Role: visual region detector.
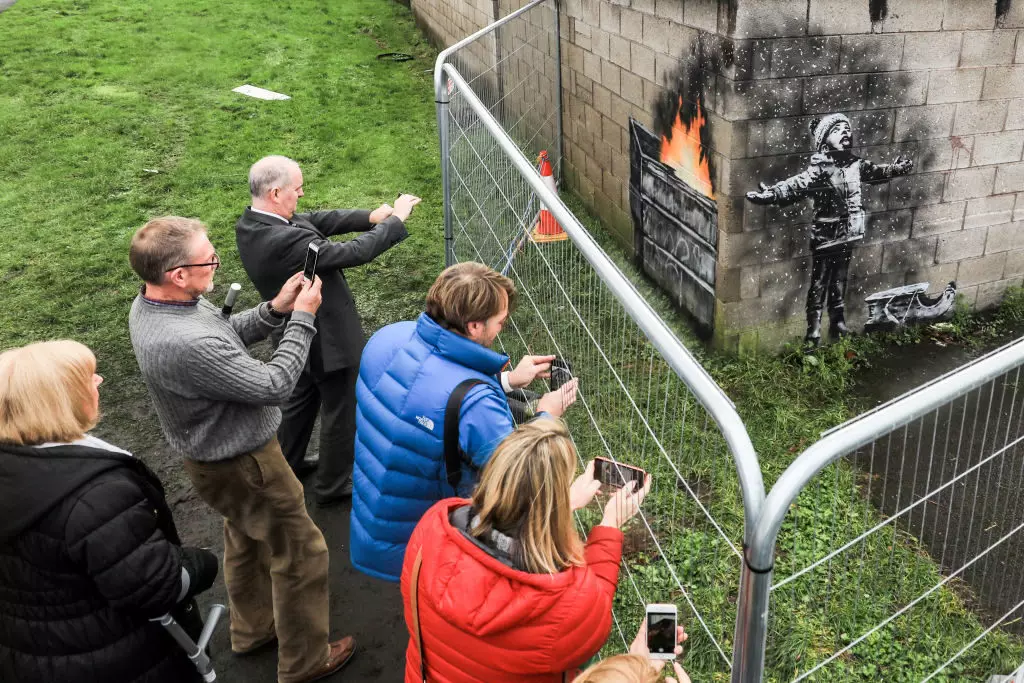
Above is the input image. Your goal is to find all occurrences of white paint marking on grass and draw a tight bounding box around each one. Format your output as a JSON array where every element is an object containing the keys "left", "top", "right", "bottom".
[{"left": 232, "top": 85, "right": 290, "bottom": 101}]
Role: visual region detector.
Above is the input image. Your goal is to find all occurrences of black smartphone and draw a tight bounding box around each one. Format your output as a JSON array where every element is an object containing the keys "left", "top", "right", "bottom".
[
  {"left": 303, "top": 241, "right": 320, "bottom": 282},
  {"left": 549, "top": 357, "right": 574, "bottom": 391},
  {"left": 594, "top": 457, "right": 646, "bottom": 489}
]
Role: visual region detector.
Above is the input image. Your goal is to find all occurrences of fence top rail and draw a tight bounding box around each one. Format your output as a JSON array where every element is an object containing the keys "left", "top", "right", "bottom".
[
  {"left": 439, "top": 62, "right": 766, "bottom": 533},
  {"left": 749, "top": 335, "right": 1024, "bottom": 571},
  {"left": 432, "top": 0, "right": 549, "bottom": 104}
]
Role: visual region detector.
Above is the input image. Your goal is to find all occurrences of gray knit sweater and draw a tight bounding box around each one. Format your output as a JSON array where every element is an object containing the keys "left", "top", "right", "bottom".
[{"left": 128, "top": 292, "right": 317, "bottom": 462}]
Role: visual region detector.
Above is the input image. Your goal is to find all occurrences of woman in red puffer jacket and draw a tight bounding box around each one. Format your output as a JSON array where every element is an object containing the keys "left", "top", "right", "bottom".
[{"left": 401, "top": 419, "right": 650, "bottom": 683}]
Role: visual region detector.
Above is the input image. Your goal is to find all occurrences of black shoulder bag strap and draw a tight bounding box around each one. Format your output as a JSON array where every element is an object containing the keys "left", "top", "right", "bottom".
[{"left": 444, "top": 378, "right": 486, "bottom": 492}]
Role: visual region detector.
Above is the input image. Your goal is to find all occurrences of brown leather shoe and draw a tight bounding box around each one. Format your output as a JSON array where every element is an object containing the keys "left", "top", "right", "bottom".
[{"left": 293, "top": 637, "right": 357, "bottom": 683}]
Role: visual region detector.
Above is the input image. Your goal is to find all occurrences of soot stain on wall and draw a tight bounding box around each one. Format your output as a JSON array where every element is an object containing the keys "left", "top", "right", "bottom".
[
  {"left": 869, "top": 0, "right": 888, "bottom": 23},
  {"left": 997, "top": 0, "right": 1013, "bottom": 23}
]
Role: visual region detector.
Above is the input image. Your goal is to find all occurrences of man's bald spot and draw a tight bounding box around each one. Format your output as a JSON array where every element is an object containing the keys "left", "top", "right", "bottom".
[{"left": 249, "top": 155, "right": 300, "bottom": 199}]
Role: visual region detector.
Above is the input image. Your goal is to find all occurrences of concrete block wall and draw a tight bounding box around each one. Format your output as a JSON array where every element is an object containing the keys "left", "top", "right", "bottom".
[{"left": 413, "top": 0, "right": 1024, "bottom": 353}]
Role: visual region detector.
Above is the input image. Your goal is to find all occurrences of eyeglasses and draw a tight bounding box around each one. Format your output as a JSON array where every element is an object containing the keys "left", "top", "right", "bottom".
[{"left": 165, "top": 253, "right": 221, "bottom": 272}]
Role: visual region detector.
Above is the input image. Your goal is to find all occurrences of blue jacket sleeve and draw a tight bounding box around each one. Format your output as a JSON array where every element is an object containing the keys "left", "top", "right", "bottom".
[{"left": 458, "top": 383, "right": 515, "bottom": 475}]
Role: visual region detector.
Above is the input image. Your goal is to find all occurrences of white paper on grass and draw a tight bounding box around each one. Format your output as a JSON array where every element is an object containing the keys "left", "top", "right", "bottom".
[{"left": 232, "top": 84, "right": 291, "bottom": 101}]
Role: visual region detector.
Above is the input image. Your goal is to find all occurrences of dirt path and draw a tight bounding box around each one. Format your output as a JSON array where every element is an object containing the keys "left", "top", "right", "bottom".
[{"left": 852, "top": 329, "right": 1024, "bottom": 635}]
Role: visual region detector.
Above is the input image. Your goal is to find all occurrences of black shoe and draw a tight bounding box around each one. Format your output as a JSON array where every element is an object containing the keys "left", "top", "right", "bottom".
[
  {"left": 315, "top": 478, "right": 353, "bottom": 508},
  {"left": 804, "top": 312, "right": 822, "bottom": 348},
  {"left": 829, "top": 317, "right": 850, "bottom": 339}
]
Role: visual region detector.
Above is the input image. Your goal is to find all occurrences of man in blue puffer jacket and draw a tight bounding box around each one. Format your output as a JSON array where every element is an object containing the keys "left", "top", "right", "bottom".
[{"left": 350, "top": 262, "right": 579, "bottom": 581}]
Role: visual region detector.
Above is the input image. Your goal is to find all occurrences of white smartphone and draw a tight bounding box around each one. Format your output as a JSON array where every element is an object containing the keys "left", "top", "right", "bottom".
[
  {"left": 646, "top": 603, "right": 678, "bottom": 660},
  {"left": 303, "top": 241, "right": 320, "bottom": 282}
]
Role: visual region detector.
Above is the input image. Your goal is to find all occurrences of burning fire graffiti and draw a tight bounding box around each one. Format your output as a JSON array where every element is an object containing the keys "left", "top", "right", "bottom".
[{"left": 660, "top": 96, "right": 714, "bottom": 199}]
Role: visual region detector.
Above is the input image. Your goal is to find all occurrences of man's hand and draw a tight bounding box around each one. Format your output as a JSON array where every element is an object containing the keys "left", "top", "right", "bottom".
[
  {"left": 536, "top": 377, "right": 578, "bottom": 417},
  {"left": 508, "top": 354, "right": 556, "bottom": 388},
  {"left": 569, "top": 460, "right": 601, "bottom": 510},
  {"left": 745, "top": 182, "right": 776, "bottom": 204},
  {"left": 369, "top": 203, "right": 394, "bottom": 224},
  {"left": 293, "top": 275, "right": 323, "bottom": 315},
  {"left": 393, "top": 194, "right": 422, "bottom": 221},
  {"left": 629, "top": 619, "right": 688, "bottom": 671},
  {"left": 269, "top": 272, "right": 305, "bottom": 314}
]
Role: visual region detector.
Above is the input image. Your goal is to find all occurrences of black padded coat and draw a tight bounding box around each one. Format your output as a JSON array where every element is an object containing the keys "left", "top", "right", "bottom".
[{"left": 0, "top": 442, "right": 204, "bottom": 683}]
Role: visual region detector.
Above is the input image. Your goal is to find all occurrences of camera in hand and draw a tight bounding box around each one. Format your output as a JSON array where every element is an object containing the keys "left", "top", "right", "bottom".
[
  {"left": 593, "top": 457, "right": 645, "bottom": 489},
  {"left": 646, "top": 603, "right": 677, "bottom": 660},
  {"left": 549, "top": 357, "right": 573, "bottom": 392},
  {"left": 303, "top": 241, "right": 321, "bottom": 282}
]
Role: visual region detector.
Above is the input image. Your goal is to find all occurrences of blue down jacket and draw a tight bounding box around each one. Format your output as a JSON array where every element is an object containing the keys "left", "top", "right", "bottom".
[{"left": 350, "top": 313, "right": 515, "bottom": 581}]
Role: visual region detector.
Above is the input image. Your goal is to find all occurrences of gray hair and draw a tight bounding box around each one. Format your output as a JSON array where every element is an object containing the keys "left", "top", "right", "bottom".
[{"left": 249, "top": 155, "right": 299, "bottom": 199}]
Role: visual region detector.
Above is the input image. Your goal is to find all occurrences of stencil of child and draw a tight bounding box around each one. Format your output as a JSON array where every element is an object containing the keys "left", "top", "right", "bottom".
[{"left": 746, "top": 113, "right": 913, "bottom": 346}]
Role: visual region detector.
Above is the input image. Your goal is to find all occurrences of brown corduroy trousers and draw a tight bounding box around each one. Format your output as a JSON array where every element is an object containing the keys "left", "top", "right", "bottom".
[{"left": 184, "top": 438, "right": 330, "bottom": 683}]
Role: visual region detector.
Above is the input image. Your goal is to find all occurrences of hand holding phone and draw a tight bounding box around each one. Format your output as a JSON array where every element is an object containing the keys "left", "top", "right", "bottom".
[
  {"left": 594, "top": 457, "right": 646, "bottom": 489},
  {"left": 303, "top": 241, "right": 321, "bottom": 282},
  {"left": 645, "top": 604, "right": 679, "bottom": 660}
]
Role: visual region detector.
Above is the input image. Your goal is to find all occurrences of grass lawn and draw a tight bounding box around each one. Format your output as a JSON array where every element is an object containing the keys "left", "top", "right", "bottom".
[{"left": 2, "top": 0, "right": 1022, "bottom": 681}]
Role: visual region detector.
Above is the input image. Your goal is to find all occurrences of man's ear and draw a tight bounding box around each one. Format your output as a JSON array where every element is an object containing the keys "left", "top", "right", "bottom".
[{"left": 465, "top": 320, "right": 483, "bottom": 339}]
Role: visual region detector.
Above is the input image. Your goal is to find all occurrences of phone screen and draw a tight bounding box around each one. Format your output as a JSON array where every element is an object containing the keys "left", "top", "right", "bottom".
[
  {"left": 594, "top": 458, "right": 645, "bottom": 488},
  {"left": 549, "top": 357, "right": 574, "bottom": 391},
  {"left": 303, "top": 242, "right": 320, "bottom": 282},
  {"left": 646, "top": 611, "right": 676, "bottom": 655}
]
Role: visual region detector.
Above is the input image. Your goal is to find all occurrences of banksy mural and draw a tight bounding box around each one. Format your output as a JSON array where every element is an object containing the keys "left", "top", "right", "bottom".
[{"left": 743, "top": 113, "right": 954, "bottom": 346}]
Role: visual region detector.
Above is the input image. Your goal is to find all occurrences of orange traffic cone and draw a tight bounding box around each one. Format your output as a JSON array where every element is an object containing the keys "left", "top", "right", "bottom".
[{"left": 531, "top": 150, "right": 568, "bottom": 243}]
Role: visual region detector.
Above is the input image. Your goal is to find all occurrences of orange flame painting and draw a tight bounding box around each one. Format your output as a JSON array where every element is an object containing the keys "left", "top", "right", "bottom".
[{"left": 660, "top": 96, "right": 714, "bottom": 199}]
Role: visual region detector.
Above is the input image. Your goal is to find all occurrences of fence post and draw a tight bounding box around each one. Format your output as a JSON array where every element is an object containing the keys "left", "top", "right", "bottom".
[
  {"left": 435, "top": 73, "right": 454, "bottom": 267},
  {"left": 731, "top": 548, "right": 773, "bottom": 683},
  {"left": 552, "top": 0, "right": 564, "bottom": 184}
]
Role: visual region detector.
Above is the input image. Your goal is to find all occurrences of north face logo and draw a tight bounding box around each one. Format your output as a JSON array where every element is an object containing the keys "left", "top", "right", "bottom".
[{"left": 416, "top": 415, "right": 435, "bottom": 431}]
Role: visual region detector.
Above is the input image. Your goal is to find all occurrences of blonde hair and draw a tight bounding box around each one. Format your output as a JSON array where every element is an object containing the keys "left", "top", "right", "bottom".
[
  {"left": 129, "top": 216, "right": 207, "bottom": 284},
  {"left": 425, "top": 262, "right": 517, "bottom": 335},
  {"left": 0, "top": 340, "right": 98, "bottom": 446},
  {"left": 470, "top": 419, "right": 583, "bottom": 574},
  {"left": 572, "top": 655, "right": 660, "bottom": 683}
]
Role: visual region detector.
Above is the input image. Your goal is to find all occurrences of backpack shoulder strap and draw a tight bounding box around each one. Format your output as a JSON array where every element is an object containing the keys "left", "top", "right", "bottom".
[{"left": 444, "top": 378, "right": 486, "bottom": 492}]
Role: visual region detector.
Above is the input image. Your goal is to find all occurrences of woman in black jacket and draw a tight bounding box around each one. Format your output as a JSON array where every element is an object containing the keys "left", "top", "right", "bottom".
[{"left": 0, "top": 340, "right": 219, "bottom": 683}]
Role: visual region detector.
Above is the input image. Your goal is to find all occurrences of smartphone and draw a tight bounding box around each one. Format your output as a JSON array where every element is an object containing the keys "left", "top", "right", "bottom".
[
  {"left": 549, "top": 357, "right": 574, "bottom": 391},
  {"left": 646, "top": 603, "right": 678, "bottom": 660},
  {"left": 303, "top": 241, "right": 320, "bottom": 282},
  {"left": 593, "top": 457, "right": 646, "bottom": 489}
]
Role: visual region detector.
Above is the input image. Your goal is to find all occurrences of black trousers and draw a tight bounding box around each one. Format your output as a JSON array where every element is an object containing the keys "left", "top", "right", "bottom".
[
  {"left": 806, "top": 245, "right": 852, "bottom": 319},
  {"left": 277, "top": 365, "right": 358, "bottom": 502}
]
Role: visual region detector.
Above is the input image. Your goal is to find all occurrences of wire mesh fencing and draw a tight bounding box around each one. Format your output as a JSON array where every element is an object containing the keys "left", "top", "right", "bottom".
[
  {"left": 436, "top": 20, "right": 763, "bottom": 674},
  {"left": 752, "top": 344, "right": 1024, "bottom": 682}
]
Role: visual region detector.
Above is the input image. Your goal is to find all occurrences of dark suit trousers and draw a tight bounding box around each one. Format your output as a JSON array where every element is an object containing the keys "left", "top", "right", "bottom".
[{"left": 277, "top": 365, "right": 358, "bottom": 501}]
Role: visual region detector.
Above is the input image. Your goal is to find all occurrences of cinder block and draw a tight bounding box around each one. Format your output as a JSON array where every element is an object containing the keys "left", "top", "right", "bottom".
[
  {"left": 1017, "top": 192, "right": 1024, "bottom": 221},
  {"left": 590, "top": 27, "right": 610, "bottom": 60},
  {"left": 982, "top": 66, "right": 1024, "bottom": 100},
  {"left": 770, "top": 37, "right": 841, "bottom": 78},
  {"left": 996, "top": 162, "right": 1024, "bottom": 194},
  {"left": 619, "top": 69, "right": 644, "bottom": 107},
  {"left": 902, "top": 32, "right": 963, "bottom": 71},
  {"left": 840, "top": 35, "right": 906, "bottom": 73},
  {"left": 609, "top": 34, "right": 630, "bottom": 69},
  {"left": 632, "top": 0, "right": 654, "bottom": 13},
  {"left": 971, "top": 130, "right": 1024, "bottom": 166},
  {"left": 977, "top": 278, "right": 1023, "bottom": 309},
  {"left": 1008, "top": 99, "right": 1024, "bottom": 130},
  {"left": 882, "top": 237, "right": 939, "bottom": 273},
  {"left": 850, "top": 243, "right": 884, "bottom": 278},
  {"left": 740, "top": 265, "right": 760, "bottom": 299},
  {"left": 630, "top": 42, "right": 656, "bottom": 82},
  {"left": 1018, "top": 32, "right": 1024, "bottom": 62},
  {"left": 952, "top": 100, "right": 1010, "bottom": 135},
  {"left": 718, "top": 266, "right": 742, "bottom": 303},
  {"left": 583, "top": 50, "right": 601, "bottom": 81},
  {"left": 653, "top": 0, "right": 682, "bottom": 23},
  {"left": 966, "top": 195, "right": 1016, "bottom": 229},
  {"left": 1004, "top": 248, "right": 1024, "bottom": 276},
  {"left": 927, "top": 68, "right": 986, "bottom": 105},
  {"left": 719, "top": 78, "right": 804, "bottom": 120},
  {"left": 943, "top": 0, "right": 997, "bottom": 30},
  {"left": 600, "top": 59, "right": 620, "bottom": 92},
  {"left": 937, "top": 228, "right": 987, "bottom": 263},
  {"left": 945, "top": 166, "right": 997, "bottom": 201},
  {"left": 958, "top": 252, "right": 1008, "bottom": 286},
  {"left": 913, "top": 201, "right": 967, "bottom": 236},
  {"left": 592, "top": 83, "right": 611, "bottom": 114},
  {"left": 895, "top": 104, "right": 956, "bottom": 142},
  {"left": 904, "top": 262, "right": 960, "bottom": 288},
  {"left": 866, "top": 72, "right": 929, "bottom": 109},
  {"left": 682, "top": 0, "right": 717, "bottom": 32},
  {"left": 641, "top": 14, "right": 672, "bottom": 54},
  {"left": 732, "top": 0, "right": 808, "bottom": 39},
  {"left": 851, "top": 109, "right": 897, "bottom": 146},
  {"left": 803, "top": 74, "right": 867, "bottom": 114},
  {"left": 890, "top": 173, "right": 946, "bottom": 209},
  {"left": 620, "top": 8, "right": 644, "bottom": 42},
  {"left": 808, "top": 0, "right": 872, "bottom": 35},
  {"left": 960, "top": 30, "right": 1017, "bottom": 67},
  {"left": 985, "top": 221, "right": 1024, "bottom": 253},
  {"left": 865, "top": 208, "right": 914, "bottom": 244},
  {"left": 881, "top": 0, "right": 944, "bottom": 33},
  {"left": 599, "top": 2, "right": 620, "bottom": 32}
]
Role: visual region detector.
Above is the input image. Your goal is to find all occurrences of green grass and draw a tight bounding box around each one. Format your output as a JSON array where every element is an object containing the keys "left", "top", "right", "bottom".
[{"left": 2, "top": 0, "right": 1022, "bottom": 680}]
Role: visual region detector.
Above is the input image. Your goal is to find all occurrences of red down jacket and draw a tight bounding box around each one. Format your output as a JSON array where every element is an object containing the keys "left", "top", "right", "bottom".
[{"left": 401, "top": 498, "right": 624, "bottom": 683}]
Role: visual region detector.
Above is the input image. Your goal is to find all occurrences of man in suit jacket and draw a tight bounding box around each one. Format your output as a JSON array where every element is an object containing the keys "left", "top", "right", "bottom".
[{"left": 236, "top": 155, "right": 421, "bottom": 506}]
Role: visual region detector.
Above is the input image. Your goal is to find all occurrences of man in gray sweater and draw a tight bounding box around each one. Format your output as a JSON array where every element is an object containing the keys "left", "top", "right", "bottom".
[{"left": 127, "top": 216, "right": 355, "bottom": 683}]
